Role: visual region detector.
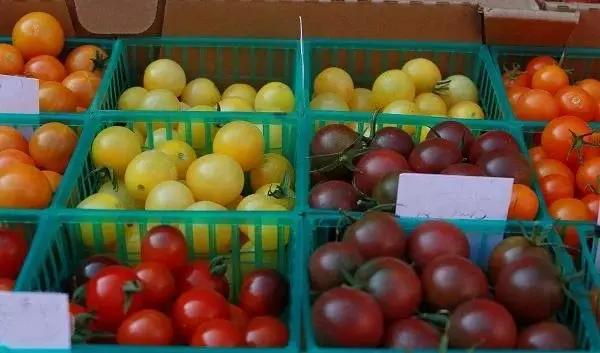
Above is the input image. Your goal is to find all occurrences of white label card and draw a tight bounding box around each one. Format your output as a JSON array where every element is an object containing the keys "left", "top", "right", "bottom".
[{"left": 0, "top": 75, "right": 39, "bottom": 114}]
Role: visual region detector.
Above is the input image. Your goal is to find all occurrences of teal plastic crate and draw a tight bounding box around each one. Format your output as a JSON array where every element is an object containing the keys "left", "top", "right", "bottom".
[
  {"left": 304, "top": 39, "right": 508, "bottom": 121},
  {"left": 0, "top": 212, "right": 41, "bottom": 289},
  {"left": 17, "top": 211, "right": 301, "bottom": 352},
  {"left": 97, "top": 38, "right": 302, "bottom": 113},
  {"left": 302, "top": 215, "right": 597, "bottom": 353}
]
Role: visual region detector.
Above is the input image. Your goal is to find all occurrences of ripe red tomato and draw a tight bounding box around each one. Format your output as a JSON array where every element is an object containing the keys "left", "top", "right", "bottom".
[
  {"left": 140, "top": 225, "right": 188, "bottom": 269},
  {"left": 540, "top": 174, "right": 574, "bottom": 205},
  {"left": 503, "top": 71, "right": 531, "bottom": 89},
  {"left": 173, "top": 258, "right": 229, "bottom": 298},
  {"left": 528, "top": 146, "right": 546, "bottom": 163},
  {"left": 229, "top": 304, "right": 250, "bottom": 331},
  {"left": 508, "top": 184, "right": 539, "bottom": 221},
  {"left": 239, "top": 269, "right": 289, "bottom": 318},
  {"left": 541, "top": 115, "right": 600, "bottom": 165},
  {"left": 0, "top": 278, "right": 15, "bottom": 291},
  {"left": 507, "top": 86, "right": 530, "bottom": 111},
  {"left": 526, "top": 56, "right": 557, "bottom": 77},
  {"left": 514, "top": 89, "right": 559, "bottom": 121},
  {"left": 116, "top": 309, "right": 173, "bottom": 345},
  {"left": 535, "top": 158, "right": 574, "bottom": 183},
  {"left": 576, "top": 157, "right": 600, "bottom": 195},
  {"left": 555, "top": 86, "right": 597, "bottom": 122},
  {"left": 581, "top": 194, "right": 600, "bottom": 222},
  {"left": 531, "top": 65, "right": 569, "bottom": 94},
  {"left": 0, "top": 228, "right": 28, "bottom": 279},
  {"left": 134, "top": 262, "right": 175, "bottom": 308},
  {"left": 172, "top": 289, "right": 230, "bottom": 342},
  {"left": 190, "top": 319, "right": 245, "bottom": 347},
  {"left": 245, "top": 316, "right": 289, "bottom": 347},
  {"left": 577, "top": 78, "right": 600, "bottom": 100}
]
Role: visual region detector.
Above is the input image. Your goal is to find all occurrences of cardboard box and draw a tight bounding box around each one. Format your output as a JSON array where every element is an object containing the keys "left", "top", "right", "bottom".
[{"left": 542, "top": 0, "right": 600, "bottom": 48}]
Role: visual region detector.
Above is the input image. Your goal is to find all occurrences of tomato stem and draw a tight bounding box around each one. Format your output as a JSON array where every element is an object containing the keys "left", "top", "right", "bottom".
[
  {"left": 91, "top": 50, "right": 108, "bottom": 72},
  {"left": 121, "top": 280, "right": 142, "bottom": 314},
  {"left": 209, "top": 256, "right": 228, "bottom": 277},
  {"left": 72, "top": 284, "right": 87, "bottom": 305}
]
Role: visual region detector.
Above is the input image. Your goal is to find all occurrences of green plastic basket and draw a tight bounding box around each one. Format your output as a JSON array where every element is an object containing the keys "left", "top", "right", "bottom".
[
  {"left": 97, "top": 38, "right": 302, "bottom": 113},
  {"left": 0, "top": 212, "right": 41, "bottom": 289},
  {"left": 17, "top": 211, "right": 302, "bottom": 352},
  {"left": 302, "top": 215, "right": 597, "bottom": 353}
]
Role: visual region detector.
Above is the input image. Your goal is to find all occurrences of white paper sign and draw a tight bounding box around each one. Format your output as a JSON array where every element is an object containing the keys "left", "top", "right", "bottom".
[
  {"left": 0, "top": 75, "right": 39, "bottom": 114},
  {"left": 0, "top": 292, "right": 70, "bottom": 349}
]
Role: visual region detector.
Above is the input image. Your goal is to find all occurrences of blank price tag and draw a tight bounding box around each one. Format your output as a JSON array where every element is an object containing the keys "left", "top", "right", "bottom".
[
  {"left": 395, "top": 173, "right": 514, "bottom": 263},
  {"left": 0, "top": 75, "right": 39, "bottom": 114},
  {"left": 0, "top": 292, "right": 70, "bottom": 349}
]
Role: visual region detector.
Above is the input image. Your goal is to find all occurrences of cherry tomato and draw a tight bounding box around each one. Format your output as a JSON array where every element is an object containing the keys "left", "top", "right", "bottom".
[
  {"left": 514, "top": 89, "right": 559, "bottom": 121},
  {"left": 245, "top": 316, "right": 289, "bottom": 347},
  {"left": 65, "top": 45, "right": 109, "bottom": 74},
  {"left": 0, "top": 149, "right": 35, "bottom": 169},
  {"left": 62, "top": 71, "right": 102, "bottom": 109},
  {"left": 42, "top": 170, "right": 61, "bottom": 193},
  {"left": 0, "top": 278, "right": 15, "bottom": 291},
  {"left": 541, "top": 115, "right": 600, "bottom": 165},
  {"left": 507, "top": 86, "right": 530, "bottom": 111},
  {"left": 550, "top": 198, "right": 594, "bottom": 251},
  {"left": 140, "top": 225, "right": 188, "bottom": 270},
  {"left": 0, "top": 163, "right": 53, "bottom": 209},
  {"left": 229, "top": 304, "right": 250, "bottom": 331},
  {"left": 0, "top": 228, "right": 28, "bottom": 279},
  {"left": 531, "top": 65, "right": 569, "bottom": 94},
  {"left": 173, "top": 258, "right": 229, "bottom": 298},
  {"left": 508, "top": 184, "right": 539, "bottom": 221},
  {"left": 577, "top": 78, "right": 600, "bottom": 100},
  {"left": 0, "top": 126, "right": 28, "bottom": 154},
  {"left": 134, "top": 262, "right": 175, "bottom": 308},
  {"left": 66, "top": 254, "right": 120, "bottom": 294},
  {"left": 116, "top": 309, "right": 173, "bottom": 345},
  {"left": 29, "top": 122, "right": 78, "bottom": 174},
  {"left": 190, "top": 319, "right": 245, "bottom": 347},
  {"left": 0, "top": 44, "right": 24, "bottom": 75},
  {"left": 581, "top": 194, "right": 600, "bottom": 221},
  {"left": 38, "top": 81, "right": 78, "bottom": 112},
  {"left": 239, "top": 268, "right": 289, "bottom": 318},
  {"left": 526, "top": 56, "right": 557, "bottom": 77},
  {"left": 503, "top": 70, "right": 531, "bottom": 89},
  {"left": 529, "top": 146, "right": 546, "bottom": 163},
  {"left": 12, "top": 12, "right": 65, "bottom": 59},
  {"left": 23, "top": 55, "right": 67, "bottom": 82},
  {"left": 540, "top": 174, "right": 574, "bottom": 205},
  {"left": 555, "top": 86, "right": 597, "bottom": 122},
  {"left": 576, "top": 157, "right": 600, "bottom": 195},
  {"left": 535, "top": 158, "right": 574, "bottom": 183},
  {"left": 172, "top": 289, "right": 230, "bottom": 342}
]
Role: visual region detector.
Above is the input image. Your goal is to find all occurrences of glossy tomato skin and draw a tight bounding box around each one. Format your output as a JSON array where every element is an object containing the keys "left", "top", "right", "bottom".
[
  {"left": 65, "top": 45, "right": 109, "bottom": 74},
  {"left": 245, "top": 316, "right": 289, "bottom": 347},
  {"left": 440, "top": 163, "right": 485, "bottom": 176},
  {"left": 508, "top": 184, "right": 539, "bottom": 221},
  {"left": 12, "top": 12, "right": 65, "bottom": 59},
  {"left": 372, "top": 172, "right": 404, "bottom": 204},
  {"left": 0, "top": 278, "right": 15, "bottom": 291},
  {"left": 190, "top": 319, "right": 245, "bottom": 347},
  {"left": 66, "top": 254, "right": 120, "bottom": 293},
  {"left": 0, "top": 126, "right": 28, "bottom": 154},
  {"left": 116, "top": 309, "right": 173, "bottom": 345},
  {"left": 312, "top": 287, "right": 384, "bottom": 347},
  {"left": 487, "top": 236, "right": 551, "bottom": 284},
  {"left": 172, "top": 288, "right": 230, "bottom": 342},
  {"left": 529, "top": 146, "right": 547, "bottom": 163},
  {"left": 426, "top": 121, "right": 474, "bottom": 156},
  {"left": 355, "top": 257, "right": 421, "bottom": 321},
  {"left": 409, "top": 138, "right": 462, "bottom": 174},
  {"left": 309, "top": 242, "right": 364, "bottom": 291},
  {"left": 526, "top": 56, "right": 557, "bottom": 77},
  {"left": 309, "top": 180, "right": 360, "bottom": 211},
  {"left": 503, "top": 71, "right": 531, "bottom": 89},
  {"left": 135, "top": 261, "right": 176, "bottom": 308},
  {"left": 62, "top": 71, "right": 102, "bottom": 109},
  {"left": 407, "top": 220, "right": 470, "bottom": 268},
  {"left": 0, "top": 44, "right": 24, "bottom": 75},
  {"left": 383, "top": 318, "right": 441, "bottom": 349},
  {"left": 38, "top": 81, "right": 78, "bottom": 112},
  {"left": 541, "top": 115, "right": 598, "bottom": 163},
  {"left": 531, "top": 65, "right": 569, "bottom": 94},
  {"left": 311, "top": 124, "right": 360, "bottom": 180},
  {"left": 343, "top": 211, "right": 406, "bottom": 260},
  {"left": 515, "top": 89, "right": 560, "bottom": 121},
  {"left": 140, "top": 225, "right": 188, "bottom": 269},
  {"left": 0, "top": 228, "right": 28, "bottom": 279},
  {"left": 448, "top": 298, "right": 517, "bottom": 349},
  {"left": 535, "top": 158, "right": 575, "bottom": 182},
  {"left": 173, "top": 259, "right": 229, "bottom": 298},
  {"left": 229, "top": 304, "right": 250, "bottom": 331},
  {"left": 477, "top": 149, "right": 533, "bottom": 186},
  {"left": 507, "top": 86, "right": 531, "bottom": 111},
  {"left": 555, "top": 86, "right": 597, "bottom": 122},
  {"left": 468, "top": 131, "right": 520, "bottom": 164},
  {"left": 0, "top": 149, "right": 35, "bottom": 169},
  {"left": 576, "top": 156, "right": 600, "bottom": 195},
  {"left": 239, "top": 268, "right": 289, "bottom": 318},
  {"left": 517, "top": 321, "right": 576, "bottom": 350},
  {"left": 0, "top": 163, "right": 53, "bottom": 209},
  {"left": 540, "top": 174, "right": 574, "bottom": 205},
  {"left": 581, "top": 193, "right": 600, "bottom": 221},
  {"left": 354, "top": 149, "right": 409, "bottom": 195},
  {"left": 23, "top": 55, "right": 67, "bottom": 82},
  {"left": 29, "top": 122, "right": 78, "bottom": 174},
  {"left": 370, "top": 127, "right": 414, "bottom": 158}
]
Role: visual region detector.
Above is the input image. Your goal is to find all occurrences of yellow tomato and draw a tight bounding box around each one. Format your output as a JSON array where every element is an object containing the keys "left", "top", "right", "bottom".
[
  {"left": 213, "top": 121, "right": 264, "bottom": 171},
  {"left": 76, "top": 193, "right": 126, "bottom": 248},
  {"left": 98, "top": 180, "right": 143, "bottom": 210},
  {"left": 182, "top": 201, "right": 232, "bottom": 254},
  {"left": 146, "top": 127, "right": 180, "bottom": 148},
  {"left": 448, "top": 101, "right": 485, "bottom": 119},
  {"left": 91, "top": 126, "right": 141, "bottom": 178},
  {"left": 124, "top": 150, "right": 178, "bottom": 201},
  {"left": 143, "top": 59, "right": 187, "bottom": 96},
  {"left": 179, "top": 101, "right": 191, "bottom": 110},
  {"left": 372, "top": 69, "right": 416, "bottom": 108},
  {"left": 414, "top": 92, "right": 447, "bottom": 116},
  {"left": 250, "top": 153, "right": 294, "bottom": 191},
  {"left": 255, "top": 183, "right": 295, "bottom": 210},
  {"left": 383, "top": 100, "right": 420, "bottom": 135},
  {"left": 145, "top": 180, "right": 195, "bottom": 210},
  {"left": 225, "top": 195, "right": 243, "bottom": 210},
  {"left": 125, "top": 225, "right": 142, "bottom": 254},
  {"left": 254, "top": 82, "right": 295, "bottom": 113},
  {"left": 216, "top": 97, "right": 254, "bottom": 112},
  {"left": 155, "top": 139, "right": 197, "bottom": 179},
  {"left": 137, "top": 89, "right": 181, "bottom": 111},
  {"left": 181, "top": 78, "right": 221, "bottom": 107},
  {"left": 349, "top": 88, "right": 376, "bottom": 112},
  {"left": 239, "top": 241, "right": 279, "bottom": 277},
  {"left": 310, "top": 93, "right": 349, "bottom": 111},
  {"left": 255, "top": 124, "right": 283, "bottom": 149},
  {"left": 118, "top": 87, "right": 148, "bottom": 110},
  {"left": 402, "top": 58, "right": 442, "bottom": 94},
  {"left": 313, "top": 67, "right": 354, "bottom": 103},
  {"left": 186, "top": 154, "right": 244, "bottom": 205},
  {"left": 238, "top": 201, "right": 289, "bottom": 251},
  {"left": 236, "top": 194, "right": 278, "bottom": 211},
  {"left": 222, "top": 83, "right": 257, "bottom": 106}
]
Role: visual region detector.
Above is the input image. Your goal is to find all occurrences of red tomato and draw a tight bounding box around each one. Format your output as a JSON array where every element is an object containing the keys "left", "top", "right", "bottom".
[
  {"left": 541, "top": 116, "right": 600, "bottom": 164},
  {"left": 577, "top": 79, "right": 600, "bottom": 100},
  {"left": 140, "top": 225, "right": 188, "bottom": 270},
  {"left": 526, "top": 56, "right": 557, "bottom": 77},
  {"left": 23, "top": 55, "right": 67, "bottom": 82},
  {"left": 116, "top": 309, "right": 173, "bottom": 345},
  {"left": 190, "top": 319, "right": 245, "bottom": 347},
  {"left": 0, "top": 278, "right": 15, "bottom": 291},
  {"left": 0, "top": 149, "right": 35, "bottom": 169},
  {"left": 229, "top": 304, "right": 250, "bottom": 331},
  {"left": 240, "top": 269, "right": 289, "bottom": 318},
  {"left": 535, "top": 158, "right": 575, "bottom": 183},
  {"left": 528, "top": 146, "right": 546, "bottom": 163},
  {"left": 576, "top": 157, "right": 600, "bottom": 195},
  {"left": 0, "top": 228, "right": 28, "bottom": 279},
  {"left": 507, "top": 86, "right": 530, "bottom": 111},
  {"left": 540, "top": 174, "right": 574, "bottom": 205},
  {"left": 173, "top": 258, "right": 229, "bottom": 298},
  {"left": 245, "top": 316, "right": 289, "bottom": 347},
  {"left": 503, "top": 70, "right": 531, "bottom": 89},
  {"left": 555, "top": 86, "right": 597, "bottom": 122},
  {"left": 134, "top": 262, "right": 175, "bottom": 308},
  {"left": 531, "top": 65, "right": 569, "bottom": 94},
  {"left": 172, "top": 289, "right": 230, "bottom": 342},
  {"left": 508, "top": 184, "right": 539, "bottom": 221},
  {"left": 514, "top": 89, "right": 559, "bottom": 121},
  {"left": 582, "top": 194, "right": 600, "bottom": 222}
]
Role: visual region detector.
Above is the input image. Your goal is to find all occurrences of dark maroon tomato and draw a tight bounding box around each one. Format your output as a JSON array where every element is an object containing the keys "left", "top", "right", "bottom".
[
  {"left": 440, "top": 163, "right": 485, "bottom": 176},
  {"left": 370, "top": 127, "right": 414, "bottom": 159},
  {"left": 449, "top": 299, "right": 517, "bottom": 349},
  {"left": 383, "top": 318, "right": 441, "bottom": 349},
  {"left": 476, "top": 149, "right": 533, "bottom": 186},
  {"left": 407, "top": 220, "right": 470, "bottom": 268},
  {"left": 309, "top": 242, "right": 364, "bottom": 291},
  {"left": 372, "top": 171, "right": 408, "bottom": 205},
  {"left": 67, "top": 254, "right": 121, "bottom": 293},
  {"left": 426, "top": 121, "right": 474, "bottom": 156},
  {"left": 312, "top": 287, "right": 384, "bottom": 347},
  {"left": 343, "top": 211, "right": 406, "bottom": 260},
  {"left": 488, "top": 236, "right": 552, "bottom": 284},
  {"left": 311, "top": 124, "right": 361, "bottom": 180},
  {"left": 408, "top": 138, "right": 462, "bottom": 174},
  {"left": 421, "top": 255, "right": 488, "bottom": 311},
  {"left": 495, "top": 256, "right": 563, "bottom": 324},
  {"left": 469, "top": 131, "right": 520, "bottom": 164},
  {"left": 517, "top": 322, "right": 576, "bottom": 350},
  {"left": 353, "top": 149, "right": 409, "bottom": 195},
  {"left": 239, "top": 269, "right": 289, "bottom": 318},
  {"left": 309, "top": 180, "right": 360, "bottom": 211},
  {"left": 354, "top": 257, "right": 421, "bottom": 321}
]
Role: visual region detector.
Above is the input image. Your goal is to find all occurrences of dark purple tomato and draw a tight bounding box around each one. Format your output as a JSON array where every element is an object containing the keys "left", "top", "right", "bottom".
[
  {"left": 67, "top": 254, "right": 121, "bottom": 293},
  {"left": 407, "top": 220, "right": 470, "bottom": 268},
  {"left": 309, "top": 181, "right": 360, "bottom": 211},
  {"left": 448, "top": 298, "right": 517, "bottom": 349},
  {"left": 476, "top": 149, "right": 533, "bottom": 186},
  {"left": 353, "top": 150, "right": 409, "bottom": 195},
  {"left": 354, "top": 257, "right": 421, "bottom": 321},
  {"left": 441, "top": 163, "right": 485, "bottom": 176},
  {"left": 468, "top": 131, "right": 520, "bottom": 164},
  {"left": 408, "top": 138, "right": 462, "bottom": 174},
  {"left": 426, "top": 121, "right": 474, "bottom": 156},
  {"left": 372, "top": 172, "right": 404, "bottom": 205},
  {"left": 311, "top": 124, "right": 361, "bottom": 180},
  {"left": 495, "top": 256, "right": 563, "bottom": 324},
  {"left": 517, "top": 322, "right": 576, "bottom": 350},
  {"left": 488, "top": 236, "right": 552, "bottom": 284},
  {"left": 421, "top": 255, "right": 488, "bottom": 311},
  {"left": 239, "top": 269, "right": 289, "bottom": 318},
  {"left": 309, "top": 242, "right": 364, "bottom": 291},
  {"left": 383, "top": 318, "right": 441, "bottom": 349},
  {"left": 343, "top": 211, "right": 406, "bottom": 260},
  {"left": 312, "top": 287, "right": 384, "bottom": 347},
  {"left": 371, "top": 127, "right": 414, "bottom": 159}
]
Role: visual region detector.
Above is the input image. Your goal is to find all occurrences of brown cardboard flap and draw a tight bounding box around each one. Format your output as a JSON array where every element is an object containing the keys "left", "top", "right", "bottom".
[
  {"left": 0, "top": 0, "right": 75, "bottom": 36},
  {"left": 545, "top": 1, "right": 600, "bottom": 48},
  {"left": 70, "top": 0, "right": 162, "bottom": 35}
]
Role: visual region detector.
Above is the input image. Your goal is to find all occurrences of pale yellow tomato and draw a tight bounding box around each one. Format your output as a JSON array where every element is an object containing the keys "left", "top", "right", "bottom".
[
  {"left": 143, "top": 59, "right": 187, "bottom": 96},
  {"left": 132, "top": 127, "right": 145, "bottom": 146},
  {"left": 250, "top": 153, "right": 294, "bottom": 191},
  {"left": 448, "top": 101, "right": 485, "bottom": 119},
  {"left": 179, "top": 101, "right": 191, "bottom": 110},
  {"left": 383, "top": 100, "right": 420, "bottom": 135},
  {"left": 155, "top": 139, "right": 197, "bottom": 179},
  {"left": 124, "top": 150, "right": 178, "bottom": 201},
  {"left": 255, "top": 82, "right": 295, "bottom": 112},
  {"left": 145, "top": 180, "right": 195, "bottom": 210},
  {"left": 216, "top": 97, "right": 254, "bottom": 112},
  {"left": 146, "top": 127, "right": 180, "bottom": 148},
  {"left": 186, "top": 154, "right": 244, "bottom": 205},
  {"left": 239, "top": 241, "right": 279, "bottom": 277},
  {"left": 118, "top": 87, "right": 148, "bottom": 110},
  {"left": 435, "top": 74, "right": 478, "bottom": 107},
  {"left": 132, "top": 122, "right": 166, "bottom": 138},
  {"left": 181, "top": 78, "right": 221, "bottom": 107},
  {"left": 236, "top": 194, "right": 278, "bottom": 211},
  {"left": 98, "top": 180, "right": 143, "bottom": 210},
  {"left": 182, "top": 201, "right": 232, "bottom": 254},
  {"left": 349, "top": 88, "right": 376, "bottom": 112},
  {"left": 239, "top": 202, "right": 289, "bottom": 251},
  {"left": 402, "top": 58, "right": 442, "bottom": 94},
  {"left": 225, "top": 195, "right": 243, "bottom": 210},
  {"left": 255, "top": 183, "right": 295, "bottom": 210},
  {"left": 125, "top": 225, "right": 142, "bottom": 254},
  {"left": 213, "top": 121, "right": 264, "bottom": 171},
  {"left": 76, "top": 193, "right": 126, "bottom": 248},
  {"left": 255, "top": 124, "right": 283, "bottom": 149},
  {"left": 313, "top": 67, "right": 354, "bottom": 103},
  {"left": 137, "top": 89, "right": 181, "bottom": 111},
  {"left": 310, "top": 93, "right": 349, "bottom": 111},
  {"left": 91, "top": 126, "right": 141, "bottom": 178},
  {"left": 222, "top": 83, "right": 257, "bottom": 106},
  {"left": 414, "top": 92, "right": 447, "bottom": 116},
  {"left": 372, "top": 70, "right": 416, "bottom": 108}
]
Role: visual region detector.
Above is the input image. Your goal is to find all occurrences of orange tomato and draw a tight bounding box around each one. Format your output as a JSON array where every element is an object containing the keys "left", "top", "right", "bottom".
[
  {"left": 65, "top": 45, "right": 108, "bottom": 74},
  {"left": 0, "top": 149, "right": 35, "bottom": 169},
  {"left": 39, "top": 81, "right": 78, "bottom": 113},
  {"left": 506, "top": 86, "right": 530, "bottom": 111},
  {"left": 539, "top": 174, "right": 574, "bottom": 205},
  {"left": 23, "top": 55, "right": 67, "bottom": 82},
  {"left": 555, "top": 86, "right": 597, "bottom": 122},
  {"left": 575, "top": 156, "right": 600, "bottom": 195},
  {"left": 581, "top": 194, "right": 600, "bottom": 223},
  {"left": 535, "top": 158, "right": 575, "bottom": 182},
  {"left": 0, "top": 43, "right": 24, "bottom": 75},
  {"left": 531, "top": 65, "right": 569, "bottom": 94},
  {"left": 0, "top": 163, "right": 53, "bottom": 209},
  {"left": 526, "top": 56, "right": 557, "bottom": 77},
  {"left": 576, "top": 78, "right": 600, "bottom": 100},
  {"left": 508, "top": 184, "right": 539, "bottom": 221},
  {"left": 528, "top": 146, "right": 546, "bottom": 163},
  {"left": 41, "top": 170, "right": 62, "bottom": 193},
  {"left": 514, "top": 89, "right": 559, "bottom": 121},
  {"left": 549, "top": 198, "right": 594, "bottom": 252},
  {"left": 0, "top": 127, "right": 28, "bottom": 154},
  {"left": 62, "top": 71, "right": 102, "bottom": 109},
  {"left": 11, "top": 12, "right": 64, "bottom": 60},
  {"left": 503, "top": 71, "right": 531, "bottom": 89},
  {"left": 29, "top": 123, "right": 78, "bottom": 174}
]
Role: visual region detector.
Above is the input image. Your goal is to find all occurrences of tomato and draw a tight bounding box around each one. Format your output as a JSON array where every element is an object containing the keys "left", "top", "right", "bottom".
[
  {"left": 92, "top": 126, "right": 141, "bottom": 178},
  {"left": 23, "top": 55, "right": 66, "bottom": 82},
  {"left": 38, "top": 81, "right": 78, "bottom": 112},
  {"left": 145, "top": 180, "right": 194, "bottom": 210},
  {"left": 402, "top": 58, "right": 442, "bottom": 94},
  {"left": 508, "top": 184, "right": 539, "bottom": 221},
  {"left": 582, "top": 194, "right": 600, "bottom": 221},
  {"left": 409, "top": 138, "right": 461, "bottom": 174},
  {"left": 349, "top": 88, "right": 377, "bottom": 112},
  {"left": 0, "top": 149, "right": 34, "bottom": 169},
  {"left": 155, "top": 140, "right": 196, "bottom": 179},
  {"left": 540, "top": 174, "right": 574, "bottom": 205},
  {"left": 344, "top": 212, "right": 406, "bottom": 260},
  {"left": 550, "top": 198, "right": 593, "bottom": 250},
  {"left": 229, "top": 304, "right": 250, "bottom": 331},
  {"left": 173, "top": 289, "right": 230, "bottom": 342},
  {"left": 309, "top": 242, "right": 364, "bottom": 291},
  {"left": 176, "top": 116, "right": 215, "bottom": 150},
  {"left": 0, "top": 278, "right": 15, "bottom": 291},
  {"left": 310, "top": 93, "right": 349, "bottom": 111},
  {"left": 116, "top": 309, "right": 173, "bottom": 345},
  {"left": 0, "top": 127, "right": 28, "bottom": 154},
  {"left": 12, "top": 12, "right": 64, "bottom": 59},
  {"left": 447, "top": 101, "right": 485, "bottom": 119},
  {"left": 514, "top": 89, "right": 560, "bottom": 121},
  {"left": 353, "top": 149, "right": 408, "bottom": 195},
  {"left": 222, "top": 83, "right": 257, "bottom": 106},
  {"left": 62, "top": 71, "right": 102, "bottom": 109},
  {"left": 414, "top": 92, "right": 446, "bottom": 116},
  {"left": 503, "top": 70, "right": 531, "bottom": 89},
  {"left": 506, "top": 86, "right": 530, "bottom": 110},
  {"left": 143, "top": 59, "right": 186, "bottom": 97},
  {"left": 0, "top": 44, "right": 24, "bottom": 75},
  {"left": 245, "top": 316, "right": 289, "bottom": 347},
  {"left": 124, "top": 150, "right": 178, "bottom": 201},
  {"left": 240, "top": 268, "right": 289, "bottom": 318},
  {"left": 67, "top": 255, "right": 120, "bottom": 293},
  {"left": 137, "top": 89, "right": 181, "bottom": 111},
  {"left": 190, "top": 319, "right": 245, "bottom": 347},
  {"left": 173, "top": 259, "right": 229, "bottom": 298},
  {"left": 517, "top": 322, "right": 576, "bottom": 350},
  {"left": 433, "top": 75, "right": 478, "bottom": 108},
  {"left": 76, "top": 193, "right": 125, "bottom": 248},
  {"left": 532, "top": 65, "right": 569, "bottom": 94},
  {"left": 134, "top": 262, "right": 175, "bottom": 308},
  {"left": 65, "top": 45, "right": 108, "bottom": 74},
  {"left": 141, "top": 225, "right": 188, "bottom": 269},
  {"left": 249, "top": 153, "right": 294, "bottom": 192},
  {"left": 384, "top": 318, "right": 441, "bottom": 349},
  {"left": 118, "top": 87, "right": 148, "bottom": 110},
  {"left": 372, "top": 69, "right": 415, "bottom": 108},
  {"left": 488, "top": 237, "right": 552, "bottom": 285},
  {"left": 186, "top": 154, "right": 244, "bottom": 206},
  {"left": 313, "top": 67, "right": 354, "bottom": 103},
  {"left": 182, "top": 201, "right": 232, "bottom": 254},
  {"left": 0, "top": 228, "right": 28, "bottom": 279},
  {"left": 373, "top": 126, "right": 415, "bottom": 158},
  {"left": 213, "top": 121, "right": 264, "bottom": 171},
  {"left": 479, "top": 149, "right": 533, "bottom": 184},
  {"left": 576, "top": 78, "right": 600, "bottom": 100},
  {"left": 541, "top": 115, "right": 600, "bottom": 164},
  {"left": 529, "top": 146, "right": 546, "bottom": 163},
  {"left": 407, "top": 220, "right": 469, "bottom": 268},
  {"left": 29, "top": 122, "right": 78, "bottom": 174},
  {"left": 555, "top": 86, "right": 597, "bottom": 121},
  {"left": 0, "top": 163, "right": 53, "bottom": 209},
  {"left": 535, "top": 158, "right": 574, "bottom": 182},
  {"left": 526, "top": 56, "right": 557, "bottom": 77},
  {"left": 86, "top": 265, "right": 144, "bottom": 329},
  {"left": 311, "top": 123, "right": 359, "bottom": 180},
  {"left": 181, "top": 78, "right": 221, "bottom": 107},
  {"left": 255, "top": 82, "right": 295, "bottom": 113},
  {"left": 41, "top": 170, "right": 61, "bottom": 193},
  {"left": 576, "top": 157, "right": 600, "bottom": 194}
]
